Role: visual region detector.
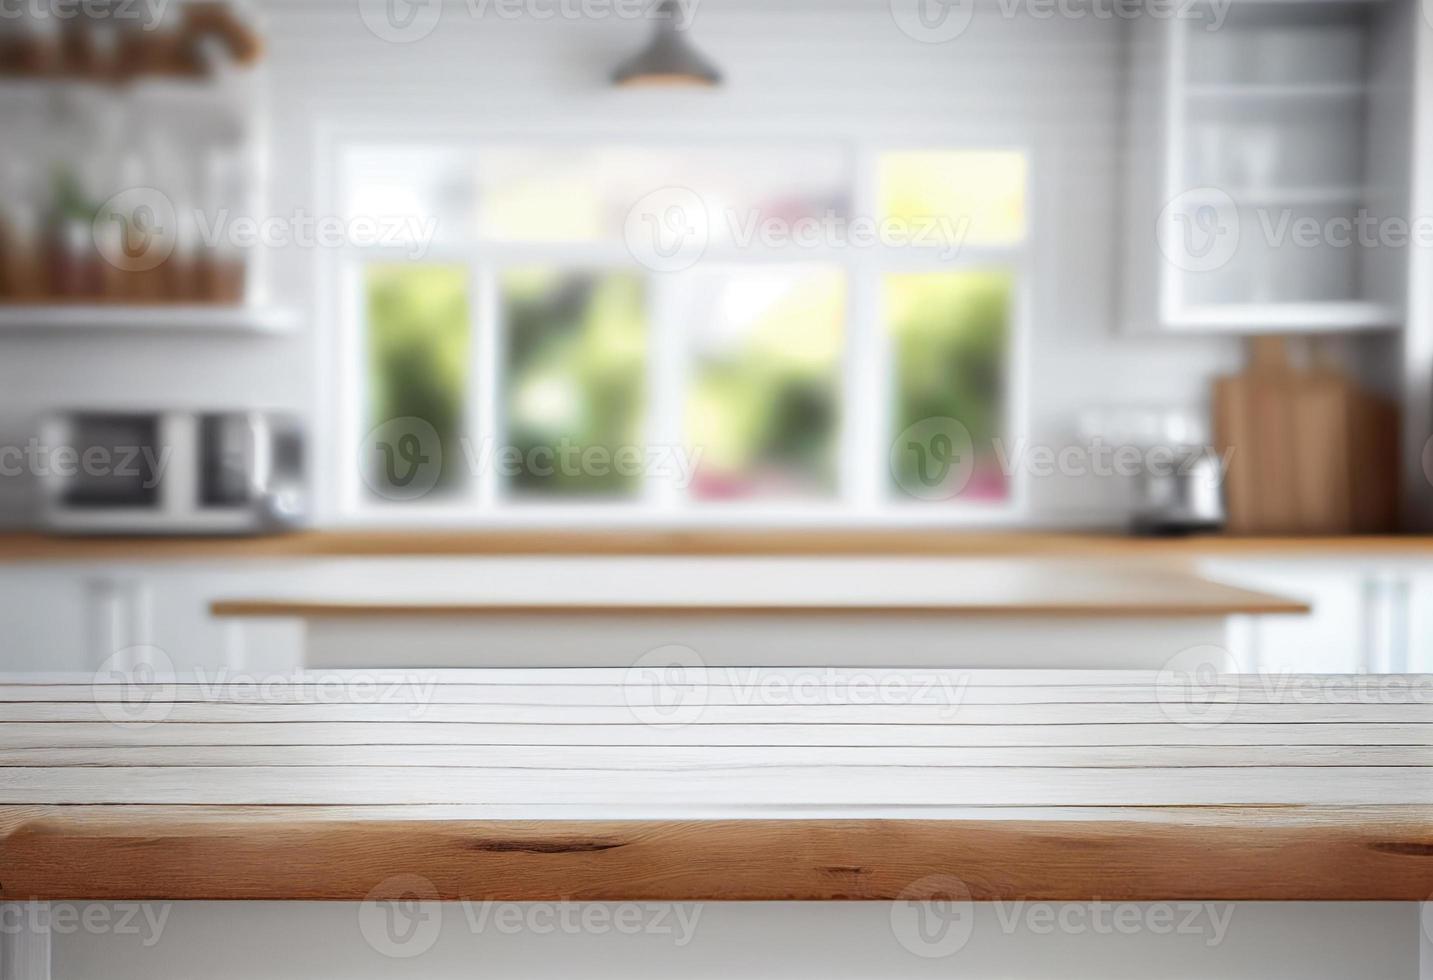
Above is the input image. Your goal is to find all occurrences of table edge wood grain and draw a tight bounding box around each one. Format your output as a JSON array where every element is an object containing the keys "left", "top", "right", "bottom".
[{"left": 3, "top": 807, "right": 1431, "bottom": 902}]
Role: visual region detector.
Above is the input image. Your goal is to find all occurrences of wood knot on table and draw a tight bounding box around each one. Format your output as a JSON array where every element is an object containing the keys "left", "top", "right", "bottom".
[
  {"left": 1365, "top": 841, "right": 1433, "bottom": 857},
  {"left": 466, "top": 838, "right": 627, "bottom": 854}
]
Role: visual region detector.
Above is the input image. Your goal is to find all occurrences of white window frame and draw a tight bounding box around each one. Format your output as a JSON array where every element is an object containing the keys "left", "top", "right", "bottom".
[{"left": 315, "top": 126, "right": 1033, "bottom": 528}]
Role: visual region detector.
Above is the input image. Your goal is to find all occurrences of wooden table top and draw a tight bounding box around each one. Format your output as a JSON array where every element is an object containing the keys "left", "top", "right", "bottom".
[
  {"left": 204, "top": 558, "right": 1307, "bottom": 618},
  {"left": 2, "top": 668, "right": 1431, "bottom": 901}
]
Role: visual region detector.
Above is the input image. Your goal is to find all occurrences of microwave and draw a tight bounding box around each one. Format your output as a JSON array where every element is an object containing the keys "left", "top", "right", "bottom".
[{"left": 39, "top": 410, "right": 307, "bottom": 534}]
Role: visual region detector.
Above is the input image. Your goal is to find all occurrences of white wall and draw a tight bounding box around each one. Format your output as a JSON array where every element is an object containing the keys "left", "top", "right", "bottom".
[
  {"left": 49, "top": 900, "right": 1419, "bottom": 980},
  {"left": 0, "top": 0, "right": 1246, "bottom": 528}
]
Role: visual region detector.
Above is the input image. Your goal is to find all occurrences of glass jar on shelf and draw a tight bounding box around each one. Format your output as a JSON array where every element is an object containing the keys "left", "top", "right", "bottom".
[{"left": 197, "top": 142, "right": 250, "bottom": 305}]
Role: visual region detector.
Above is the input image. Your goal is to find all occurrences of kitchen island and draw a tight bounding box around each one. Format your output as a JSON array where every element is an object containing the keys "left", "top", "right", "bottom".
[
  {"left": 2, "top": 668, "right": 1430, "bottom": 978},
  {"left": 206, "top": 557, "right": 1305, "bottom": 670}
]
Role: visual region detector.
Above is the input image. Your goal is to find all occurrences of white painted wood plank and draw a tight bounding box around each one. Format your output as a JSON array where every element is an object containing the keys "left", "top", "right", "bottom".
[
  {"left": 4, "top": 744, "right": 1426, "bottom": 768},
  {"left": 5, "top": 701, "right": 1429, "bottom": 724},
  {"left": 2, "top": 765, "right": 1426, "bottom": 807},
  {"left": 12, "top": 678, "right": 1432, "bottom": 705},
  {"left": 18, "top": 667, "right": 1423, "bottom": 688},
  {"left": 4, "top": 721, "right": 1427, "bottom": 749}
]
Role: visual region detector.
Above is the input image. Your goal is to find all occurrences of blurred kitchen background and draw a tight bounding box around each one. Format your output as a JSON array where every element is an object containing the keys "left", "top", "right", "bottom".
[{"left": 2, "top": 0, "right": 1432, "bottom": 672}]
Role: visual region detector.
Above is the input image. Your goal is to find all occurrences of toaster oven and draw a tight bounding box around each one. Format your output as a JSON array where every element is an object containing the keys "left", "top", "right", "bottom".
[{"left": 39, "top": 410, "right": 307, "bottom": 534}]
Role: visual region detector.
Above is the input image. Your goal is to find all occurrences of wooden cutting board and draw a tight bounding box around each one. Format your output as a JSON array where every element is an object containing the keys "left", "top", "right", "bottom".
[{"left": 1213, "top": 340, "right": 1398, "bottom": 535}]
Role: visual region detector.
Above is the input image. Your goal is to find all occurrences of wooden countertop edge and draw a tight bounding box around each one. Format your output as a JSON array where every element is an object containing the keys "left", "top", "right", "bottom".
[
  {"left": 5, "top": 529, "right": 1433, "bottom": 562},
  {"left": 207, "top": 598, "right": 1311, "bottom": 618},
  {"left": 2, "top": 806, "right": 1430, "bottom": 901}
]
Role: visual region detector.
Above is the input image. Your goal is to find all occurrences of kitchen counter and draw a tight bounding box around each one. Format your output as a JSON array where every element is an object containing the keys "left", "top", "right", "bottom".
[
  {"left": 202, "top": 558, "right": 1304, "bottom": 670},
  {"left": 2, "top": 668, "right": 1431, "bottom": 901},
  {"left": 5, "top": 529, "right": 1433, "bottom": 562},
  {"left": 208, "top": 558, "right": 1306, "bottom": 618}
]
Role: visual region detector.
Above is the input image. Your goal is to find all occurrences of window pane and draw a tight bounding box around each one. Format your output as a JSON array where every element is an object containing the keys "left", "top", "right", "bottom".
[
  {"left": 365, "top": 265, "right": 471, "bottom": 501},
  {"left": 502, "top": 269, "right": 647, "bottom": 498},
  {"left": 879, "top": 150, "right": 1027, "bottom": 247},
  {"left": 343, "top": 146, "right": 468, "bottom": 249},
  {"left": 684, "top": 267, "right": 844, "bottom": 500},
  {"left": 887, "top": 270, "right": 1012, "bottom": 502},
  {"left": 477, "top": 145, "right": 851, "bottom": 244}
]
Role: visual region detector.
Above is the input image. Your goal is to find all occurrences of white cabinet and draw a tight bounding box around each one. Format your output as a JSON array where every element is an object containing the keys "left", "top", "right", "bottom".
[
  {"left": 1203, "top": 557, "right": 1430, "bottom": 673},
  {"left": 1121, "top": 0, "right": 1415, "bottom": 334},
  {"left": 0, "top": 563, "right": 304, "bottom": 675},
  {"left": 0, "top": 568, "right": 91, "bottom": 672}
]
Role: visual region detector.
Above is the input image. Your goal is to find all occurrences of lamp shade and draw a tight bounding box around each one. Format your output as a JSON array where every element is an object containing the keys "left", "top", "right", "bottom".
[{"left": 611, "top": 0, "right": 721, "bottom": 87}]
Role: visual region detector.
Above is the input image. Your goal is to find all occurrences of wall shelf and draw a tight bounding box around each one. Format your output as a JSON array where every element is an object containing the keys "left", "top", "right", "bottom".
[
  {"left": 0, "top": 305, "right": 299, "bottom": 335},
  {"left": 1184, "top": 83, "right": 1368, "bottom": 102},
  {"left": 1184, "top": 187, "right": 1368, "bottom": 207},
  {"left": 1165, "top": 301, "right": 1400, "bottom": 334}
]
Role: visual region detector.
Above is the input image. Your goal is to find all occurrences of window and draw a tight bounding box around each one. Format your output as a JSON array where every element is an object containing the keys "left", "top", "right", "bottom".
[
  {"left": 364, "top": 264, "right": 470, "bottom": 500},
  {"left": 683, "top": 267, "right": 845, "bottom": 500},
  {"left": 341, "top": 142, "right": 1026, "bottom": 522},
  {"left": 501, "top": 268, "right": 647, "bottom": 499}
]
